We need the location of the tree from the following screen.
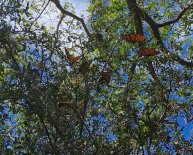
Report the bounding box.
[0,0,192,154]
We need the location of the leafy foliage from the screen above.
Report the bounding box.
[0,0,193,154]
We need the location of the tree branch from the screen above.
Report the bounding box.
[31,0,50,26]
[135,3,193,28]
[157,4,193,27]
[0,121,25,135]
[135,4,193,68]
[38,114,56,154]
[3,42,24,79]
[126,0,160,83]
[71,105,99,152]
[50,0,91,37]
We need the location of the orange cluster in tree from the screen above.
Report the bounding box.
[58,101,72,108]
[77,101,84,113]
[98,69,112,84]
[138,48,159,57]
[122,34,145,43]
[65,48,81,63]
[79,61,91,75]
[58,101,84,112]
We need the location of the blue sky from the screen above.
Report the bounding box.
[62,0,90,16]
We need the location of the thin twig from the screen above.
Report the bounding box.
[50,0,91,37]
[31,0,50,26]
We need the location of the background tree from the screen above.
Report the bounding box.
[0,0,193,154]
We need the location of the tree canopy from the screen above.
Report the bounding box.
[0,0,193,154]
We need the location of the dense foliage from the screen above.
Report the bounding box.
[0,0,193,154]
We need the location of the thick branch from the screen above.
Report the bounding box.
[50,0,91,37]
[160,47,193,68]
[126,1,173,114]
[126,0,160,83]
[38,114,56,154]
[135,5,193,68]
[125,0,143,86]
[157,4,193,27]
[135,3,193,28]
[126,1,159,153]
[147,61,160,83]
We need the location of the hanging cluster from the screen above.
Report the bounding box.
[96,69,112,91]
[98,69,112,84]
[122,33,159,57]
[138,48,159,57]
[65,48,92,75]
[79,61,91,75]
[58,101,84,112]
[65,48,81,63]
[122,34,145,43]
[65,48,112,89]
